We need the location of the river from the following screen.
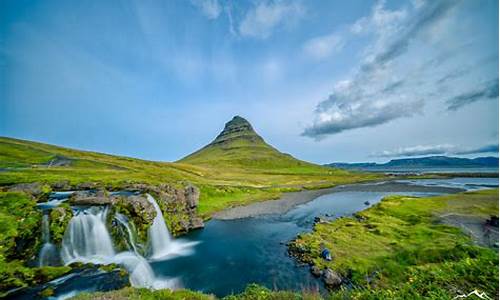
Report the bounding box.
[11,177,498,299]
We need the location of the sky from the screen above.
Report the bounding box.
[0,0,498,164]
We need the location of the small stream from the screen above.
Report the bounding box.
[11,177,499,299]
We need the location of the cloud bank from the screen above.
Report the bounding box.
[377,143,499,158]
[303,0,498,139]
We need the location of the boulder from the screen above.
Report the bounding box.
[323,268,342,288]
[310,265,322,277]
[69,190,113,205]
[126,195,156,224]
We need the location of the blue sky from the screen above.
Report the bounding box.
[0,0,498,163]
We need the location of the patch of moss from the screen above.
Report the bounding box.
[49,203,73,244]
[0,192,42,261]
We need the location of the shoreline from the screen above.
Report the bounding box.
[212,180,467,220]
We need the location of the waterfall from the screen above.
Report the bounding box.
[61,206,115,264]
[146,194,199,260]
[115,213,140,255]
[60,205,177,289]
[146,194,173,259]
[38,212,59,266]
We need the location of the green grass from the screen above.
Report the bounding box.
[70,284,324,300]
[290,189,499,299]
[0,136,379,216]
[71,286,215,300]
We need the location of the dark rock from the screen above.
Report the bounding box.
[310,265,322,277]
[210,116,264,146]
[184,184,200,209]
[364,201,370,206]
[323,268,342,288]
[486,215,499,227]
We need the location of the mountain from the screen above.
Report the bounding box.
[326,155,499,172]
[179,116,327,171]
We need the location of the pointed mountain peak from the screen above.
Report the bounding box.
[211,116,262,145]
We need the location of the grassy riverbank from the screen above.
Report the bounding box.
[289,189,499,299]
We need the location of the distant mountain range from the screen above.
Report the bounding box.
[326,156,499,172]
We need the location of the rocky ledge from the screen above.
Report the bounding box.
[5,181,205,237]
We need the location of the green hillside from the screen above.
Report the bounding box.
[0,117,378,215]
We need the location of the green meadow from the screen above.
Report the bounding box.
[0,131,378,217]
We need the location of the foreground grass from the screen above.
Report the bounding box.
[71,284,323,300]
[0,137,379,216]
[290,189,499,299]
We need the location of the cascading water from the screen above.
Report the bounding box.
[38,212,59,266]
[60,204,178,289]
[115,213,140,255]
[61,206,115,264]
[146,194,199,260]
[146,194,172,258]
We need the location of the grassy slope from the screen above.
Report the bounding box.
[0,136,378,216]
[290,189,499,299]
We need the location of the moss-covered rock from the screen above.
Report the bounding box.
[49,203,73,244]
[149,183,204,236]
[111,195,155,247]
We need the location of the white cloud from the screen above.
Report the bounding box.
[303,33,344,60]
[238,1,305,39]
[303,0,485,139]
[191,0,222,20]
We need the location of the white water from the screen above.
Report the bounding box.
[38,213,59,266]
[60,205,178,289]
[146,194,199,260]
[147,194,172,258]
[61,206,115,263]
[115,213,140,255]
